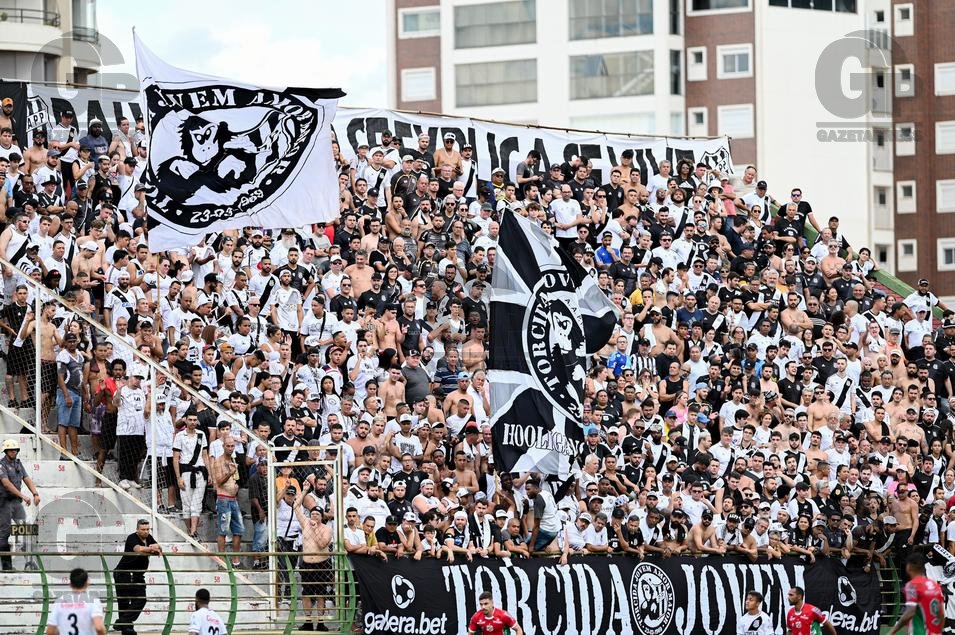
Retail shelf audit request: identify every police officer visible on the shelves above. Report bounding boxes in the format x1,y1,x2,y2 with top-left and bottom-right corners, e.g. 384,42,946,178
0,438,40,571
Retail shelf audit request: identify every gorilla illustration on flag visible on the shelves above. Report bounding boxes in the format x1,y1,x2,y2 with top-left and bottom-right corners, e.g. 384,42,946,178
134,34,344,252
488,211,618,478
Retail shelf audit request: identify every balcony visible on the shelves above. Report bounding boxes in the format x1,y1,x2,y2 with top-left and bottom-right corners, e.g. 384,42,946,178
71,25,98,43
0,6,60,27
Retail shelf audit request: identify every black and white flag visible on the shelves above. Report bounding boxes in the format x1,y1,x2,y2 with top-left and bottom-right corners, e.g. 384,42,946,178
134,35,345,252
488,211,618,478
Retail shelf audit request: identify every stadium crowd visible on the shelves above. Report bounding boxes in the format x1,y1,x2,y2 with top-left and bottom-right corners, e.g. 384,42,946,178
2,112,955,627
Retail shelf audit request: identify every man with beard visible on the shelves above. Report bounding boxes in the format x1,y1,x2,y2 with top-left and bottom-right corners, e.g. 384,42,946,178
104,270,144,332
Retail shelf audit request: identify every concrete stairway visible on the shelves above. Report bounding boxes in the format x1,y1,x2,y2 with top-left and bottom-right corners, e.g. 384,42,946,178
0,410,299,634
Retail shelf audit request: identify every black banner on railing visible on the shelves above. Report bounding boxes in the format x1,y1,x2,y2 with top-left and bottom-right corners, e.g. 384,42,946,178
349,554,880,635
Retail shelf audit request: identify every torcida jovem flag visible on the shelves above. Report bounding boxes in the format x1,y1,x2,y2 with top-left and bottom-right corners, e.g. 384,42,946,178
488,210,618,478
134,34,345,252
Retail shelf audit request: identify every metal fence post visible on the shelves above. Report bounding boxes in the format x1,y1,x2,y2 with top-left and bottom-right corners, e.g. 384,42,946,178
33,290,41,441
149,367,157,526
267,447,277,617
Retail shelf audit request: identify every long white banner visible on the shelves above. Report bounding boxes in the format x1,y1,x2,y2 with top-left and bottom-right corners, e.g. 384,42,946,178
14,83,734,188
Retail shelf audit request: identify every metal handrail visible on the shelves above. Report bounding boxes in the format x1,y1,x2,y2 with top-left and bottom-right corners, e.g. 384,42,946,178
71,26,99,43
0,252,271,457
0,391,273,603
0,7,60,27
2,551,358,635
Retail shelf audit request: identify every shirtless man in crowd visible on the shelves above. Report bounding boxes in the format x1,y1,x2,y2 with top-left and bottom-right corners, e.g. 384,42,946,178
688,510,725,555
345,250,374,297
379,367,405,418
21,301,63,430
295,484,334,631
461,325,486,372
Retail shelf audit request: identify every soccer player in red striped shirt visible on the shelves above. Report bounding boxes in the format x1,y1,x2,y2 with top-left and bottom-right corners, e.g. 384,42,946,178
888,552,945,635
786,586,835,635
468,591,524,635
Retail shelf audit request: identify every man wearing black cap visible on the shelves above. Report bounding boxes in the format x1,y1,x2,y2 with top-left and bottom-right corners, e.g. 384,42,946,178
37,174,64,215
22,128,48,175
904,277,949,314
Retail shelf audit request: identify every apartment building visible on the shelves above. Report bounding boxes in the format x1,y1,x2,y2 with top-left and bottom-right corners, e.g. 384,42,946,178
891,0,955,296
0,0,102,84
387,0,687,135
387,1,955,294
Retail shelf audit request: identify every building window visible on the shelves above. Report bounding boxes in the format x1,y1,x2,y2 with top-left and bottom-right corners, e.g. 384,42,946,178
873,186,891,228
670,112,685,135
569,0,653,40
401,68,437,102
689,0,750,13
875,244,889,267
670,50,682,95
895,64,914,97
896,180,916,213
398,7,441,38
717,104,754,138
937,180,955,213
897,239,917,272
895,124,915,156
939,239,955,271
894,4,913,37
455,59,537,107
687,47,706,81
936,122,955,154
874,9,884,22
716,44,752,79
570,112,656,134
570,51,654,100
687,107,707,136
454,1,536,49
768,0,855,10
670,0,681,34
935,63,955,96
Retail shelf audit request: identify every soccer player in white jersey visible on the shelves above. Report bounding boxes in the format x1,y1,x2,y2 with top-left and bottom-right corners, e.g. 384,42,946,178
47,568,105,635
737,590,773,635
188,588,227,635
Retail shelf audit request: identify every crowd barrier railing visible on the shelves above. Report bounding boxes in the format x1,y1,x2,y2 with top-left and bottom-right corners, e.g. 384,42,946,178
0,550,358,635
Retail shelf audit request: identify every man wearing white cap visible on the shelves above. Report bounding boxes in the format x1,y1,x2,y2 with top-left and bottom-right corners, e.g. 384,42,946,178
113,364,148,490
903,303,933,352
444,510,477,563
433,132,462,176
104,267,144,331
361,147,389,209
412,478,446,517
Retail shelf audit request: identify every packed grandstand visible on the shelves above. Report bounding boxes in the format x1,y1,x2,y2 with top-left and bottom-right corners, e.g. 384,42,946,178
0,99,954,633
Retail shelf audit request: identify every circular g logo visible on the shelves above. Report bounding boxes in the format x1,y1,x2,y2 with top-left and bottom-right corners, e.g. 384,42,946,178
815,30,890,119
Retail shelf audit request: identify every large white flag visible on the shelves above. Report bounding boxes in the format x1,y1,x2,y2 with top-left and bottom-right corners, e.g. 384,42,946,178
488,211,619,478
134,35,345,251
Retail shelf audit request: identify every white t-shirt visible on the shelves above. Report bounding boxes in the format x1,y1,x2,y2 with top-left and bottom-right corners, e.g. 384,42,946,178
270,286,302,330
737,611,773,635
116,385,146,436
551,198,582,239
51,592,103,635
188,606,228,635
582,525,608,547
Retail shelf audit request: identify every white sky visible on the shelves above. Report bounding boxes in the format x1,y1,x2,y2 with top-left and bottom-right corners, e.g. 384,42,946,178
96,0,387,107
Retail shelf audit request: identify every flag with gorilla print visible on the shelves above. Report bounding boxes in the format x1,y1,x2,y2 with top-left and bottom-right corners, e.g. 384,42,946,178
134,34,345,252
488,210,618,478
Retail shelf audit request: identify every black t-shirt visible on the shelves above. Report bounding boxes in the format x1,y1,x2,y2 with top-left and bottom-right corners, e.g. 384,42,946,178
375,527,401,548
115,531,158,572
274,264,312,294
